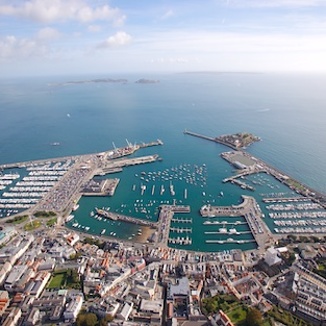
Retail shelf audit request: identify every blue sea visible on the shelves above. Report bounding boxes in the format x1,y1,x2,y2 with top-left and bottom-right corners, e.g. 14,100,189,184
1,72,326,251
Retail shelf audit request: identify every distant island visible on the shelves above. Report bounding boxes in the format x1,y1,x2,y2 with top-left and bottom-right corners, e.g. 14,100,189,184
48,78,128,87
64,78,128,85
135,79,160,84
216,132,261,149
50,78,161,87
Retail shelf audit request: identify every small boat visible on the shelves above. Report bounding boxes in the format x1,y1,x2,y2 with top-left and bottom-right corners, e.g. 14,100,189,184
229,228,240,235
66,215,74,222
160,185,165,195
101,229,106,235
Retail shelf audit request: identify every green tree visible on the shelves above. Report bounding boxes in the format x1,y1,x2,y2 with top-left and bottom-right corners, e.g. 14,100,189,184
99,315,114,325
76,312,98,326
245,307,263,326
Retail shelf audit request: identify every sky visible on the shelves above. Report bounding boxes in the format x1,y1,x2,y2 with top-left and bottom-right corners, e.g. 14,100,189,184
1,0,326,77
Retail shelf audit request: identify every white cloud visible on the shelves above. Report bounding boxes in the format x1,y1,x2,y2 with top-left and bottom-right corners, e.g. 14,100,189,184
37,27,60,40
132,29,326,72
0,0,125,24
141,30,326,54
97,31,132,49
0,35,47,60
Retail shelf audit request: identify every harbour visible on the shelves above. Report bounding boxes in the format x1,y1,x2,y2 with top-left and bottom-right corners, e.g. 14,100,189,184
2,130,326,252
1,74,326,253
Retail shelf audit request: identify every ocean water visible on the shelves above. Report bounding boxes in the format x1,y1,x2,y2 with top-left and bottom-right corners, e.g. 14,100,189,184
1,72,326,251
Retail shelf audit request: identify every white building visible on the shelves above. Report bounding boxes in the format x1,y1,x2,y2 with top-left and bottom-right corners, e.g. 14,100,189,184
2,307,22,326
4,265,28,292
0,262,12,285
264,247,282,267
117,302,133,321
63,294,83,321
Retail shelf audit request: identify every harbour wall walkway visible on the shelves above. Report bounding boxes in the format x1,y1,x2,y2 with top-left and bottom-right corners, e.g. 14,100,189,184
184,130,326,208
184,130,238,150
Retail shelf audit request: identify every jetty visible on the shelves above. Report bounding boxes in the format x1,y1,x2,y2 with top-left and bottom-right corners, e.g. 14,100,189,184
139,139,163,148
156,205,191,247
185,130,326,208
183,130,216,143
200,196,274,250
0,140,163,219
96,209,157,227
184,130,259,150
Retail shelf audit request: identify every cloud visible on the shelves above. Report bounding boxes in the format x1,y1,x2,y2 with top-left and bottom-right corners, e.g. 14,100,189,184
0,0,125,24
37,27,60,40
0,35,47,60
97,31,132,49
142,30,326,54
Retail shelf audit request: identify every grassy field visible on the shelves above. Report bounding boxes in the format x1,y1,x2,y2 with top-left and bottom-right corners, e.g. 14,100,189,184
227,305,247,325
24,220,41,231
48,271,66,289
47,269,81,290
46,217,57,227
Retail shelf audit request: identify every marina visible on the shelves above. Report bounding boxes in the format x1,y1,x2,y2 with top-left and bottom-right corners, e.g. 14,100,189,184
168,236,192,245
1,127,326,252
0,69,325,261
200,196,274,250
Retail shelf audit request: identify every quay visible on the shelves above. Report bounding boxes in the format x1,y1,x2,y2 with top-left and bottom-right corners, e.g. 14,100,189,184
139,139,163,148
0,140,163,219
82,179,120,196
96,209,157,228
156,205,191,248
184,130,215,142
184,129,238,150
184,130,326,208
98,167,123,175
0,139,162,171
170,205,191,213
200,196,274,250
227,178,254,191
0,155,80,170
100,154,160,172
